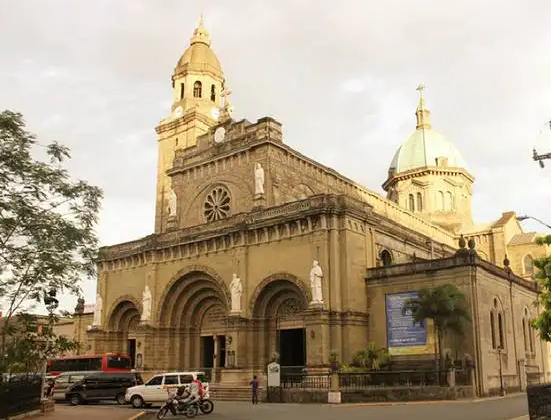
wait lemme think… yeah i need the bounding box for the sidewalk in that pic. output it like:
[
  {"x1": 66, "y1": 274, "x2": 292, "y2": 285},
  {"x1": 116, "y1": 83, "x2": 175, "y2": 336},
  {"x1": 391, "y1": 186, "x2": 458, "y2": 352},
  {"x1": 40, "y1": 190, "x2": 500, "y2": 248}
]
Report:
[
  {"x1": 337, "y1": 391, "x2": 527, "y2": 408},
  {"x1": 42, "y1": 405, "x2": 144, "y2": 420}
]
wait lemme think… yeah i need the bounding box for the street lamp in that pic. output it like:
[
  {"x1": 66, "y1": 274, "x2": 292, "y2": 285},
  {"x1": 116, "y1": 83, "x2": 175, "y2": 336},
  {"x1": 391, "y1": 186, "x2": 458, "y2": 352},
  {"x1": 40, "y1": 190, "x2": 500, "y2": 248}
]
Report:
[
  {"x1": 532, "y1": 120, "x2": 551, "y2": 168},
  {"x1": 497, "y1": 346, "x2": 505, "y2": 396},
  {"x1": 517, "y1": 215, "x2": 551, "y2": 231}
]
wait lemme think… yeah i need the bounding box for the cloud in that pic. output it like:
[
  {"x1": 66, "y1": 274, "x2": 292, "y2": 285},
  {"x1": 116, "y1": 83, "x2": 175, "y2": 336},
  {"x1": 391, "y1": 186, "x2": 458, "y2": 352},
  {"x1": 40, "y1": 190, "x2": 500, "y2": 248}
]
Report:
[{"x1": 1, "y1": 0, "x2": 550, "y2": 311}]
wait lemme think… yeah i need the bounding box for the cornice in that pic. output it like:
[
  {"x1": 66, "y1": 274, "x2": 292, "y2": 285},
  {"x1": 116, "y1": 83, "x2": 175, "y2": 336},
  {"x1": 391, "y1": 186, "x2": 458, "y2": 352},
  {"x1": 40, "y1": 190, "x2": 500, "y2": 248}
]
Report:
[
  {"x1": 99, "y1": 194, "x2": 374, "y2": 262},
  {"x1": 365, "y1": 254, "x2": 537, "y2": 292},
  {"x1": 382, "y1": 166, "x2": 475, "y2": 191}
]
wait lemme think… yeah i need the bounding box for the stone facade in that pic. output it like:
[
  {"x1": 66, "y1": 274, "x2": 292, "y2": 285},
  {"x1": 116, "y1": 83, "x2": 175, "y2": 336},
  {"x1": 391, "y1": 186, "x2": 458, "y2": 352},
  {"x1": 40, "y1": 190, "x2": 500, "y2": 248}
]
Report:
[
  {"x1": 366, "y1": 252, "x2": 548, "y2": 396},
  {"x1": 73, "y1": 17, "x2": 551, "y2": 394}
]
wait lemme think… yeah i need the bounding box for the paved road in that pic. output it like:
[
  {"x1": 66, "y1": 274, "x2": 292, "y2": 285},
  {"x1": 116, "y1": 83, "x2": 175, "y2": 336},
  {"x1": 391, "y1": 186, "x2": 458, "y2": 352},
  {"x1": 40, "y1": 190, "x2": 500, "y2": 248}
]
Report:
[{"x1": 52, "y1": 394, "x2": 530, "y2": 420}]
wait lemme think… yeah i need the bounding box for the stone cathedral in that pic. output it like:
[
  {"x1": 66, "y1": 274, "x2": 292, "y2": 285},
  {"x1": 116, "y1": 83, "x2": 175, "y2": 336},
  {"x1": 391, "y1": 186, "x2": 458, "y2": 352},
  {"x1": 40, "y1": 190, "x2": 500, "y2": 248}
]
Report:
[{"x1": 80, "y1": 17, "x2": 551, "y2": 396}]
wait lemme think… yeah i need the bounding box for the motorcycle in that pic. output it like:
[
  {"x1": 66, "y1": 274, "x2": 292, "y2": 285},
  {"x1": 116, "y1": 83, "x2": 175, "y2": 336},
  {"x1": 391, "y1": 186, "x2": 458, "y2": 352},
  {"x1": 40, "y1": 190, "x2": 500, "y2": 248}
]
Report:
[
  {"x1": 156, "y1": 394, "x2": 198, "y2": 419},
  {"x1": 197, "y1": 395, "x2": 214, "y2": 414}
]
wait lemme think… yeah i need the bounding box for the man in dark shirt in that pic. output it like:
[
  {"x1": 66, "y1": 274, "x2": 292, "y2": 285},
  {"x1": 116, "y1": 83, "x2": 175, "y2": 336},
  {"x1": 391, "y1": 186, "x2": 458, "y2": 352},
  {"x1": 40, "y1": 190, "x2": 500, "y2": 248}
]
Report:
[{"x1": 249, "y1": 375, "x2": 259, "y2": 405}]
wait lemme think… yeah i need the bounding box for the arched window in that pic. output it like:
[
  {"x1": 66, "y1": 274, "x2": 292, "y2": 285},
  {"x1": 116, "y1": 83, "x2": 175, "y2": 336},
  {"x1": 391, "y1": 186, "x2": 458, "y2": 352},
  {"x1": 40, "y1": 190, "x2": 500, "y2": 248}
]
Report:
[
  {"x1": 523, "y1": 317, "x2": 528, "y2": 353},
  {"x1": 416, "y1": 192, "x2": 423, "y2": 212},
  {"x1": 446, "y1": 191, "x2": 453, "y2": 210},
  {"x1": 210, "y1": 84, "x2": 216, "y2": 102},
  {"x1": 381, "y1": 250, "x2": 393, "y2": 267},
  {"x1": 408, "y1": 194, "x2": 415, "y2": 211},
  {"x1": 529, "y1": 318, "x2": 534, "y2": 353},
  {"x1": 490, "y1": 311, "x2": 496, "y2": 349},
  {"x1": 193, "y1": 81, "x2": 202, "y2": 98},
  {"x1": 180, "y1": 83, "x2": 185, "y2": 100},
  {"x1": 524, "y1": 255, "x2": 534, "y2": 275},
  {"x1": 438, "y1": 191, "x2": 445, "y2": 210},
  {"x1": 498, "y1": 312, "x2": 504, "y2": 349}
]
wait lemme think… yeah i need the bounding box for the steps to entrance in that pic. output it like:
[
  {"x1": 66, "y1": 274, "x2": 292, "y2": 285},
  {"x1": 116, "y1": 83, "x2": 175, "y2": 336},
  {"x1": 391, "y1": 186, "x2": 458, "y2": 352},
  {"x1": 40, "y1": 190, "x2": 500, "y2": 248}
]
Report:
[{"x1": 209, "y1": 384, "x2": 265, "y2": 402}]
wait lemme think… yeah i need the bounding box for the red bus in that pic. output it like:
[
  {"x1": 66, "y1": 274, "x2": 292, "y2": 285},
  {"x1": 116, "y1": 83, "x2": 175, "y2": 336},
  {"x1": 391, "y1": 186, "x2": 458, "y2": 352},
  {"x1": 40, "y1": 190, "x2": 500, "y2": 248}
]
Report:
[{"x1": 46, "y1": 353, "x2": 132, "y2": 376}]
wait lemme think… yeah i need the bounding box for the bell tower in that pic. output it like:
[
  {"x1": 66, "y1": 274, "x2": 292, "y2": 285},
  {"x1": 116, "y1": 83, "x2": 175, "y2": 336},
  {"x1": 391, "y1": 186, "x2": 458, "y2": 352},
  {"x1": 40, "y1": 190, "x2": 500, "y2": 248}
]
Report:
[{"x1": 154, "y1": 15, "x2": 226, "y2": 233}]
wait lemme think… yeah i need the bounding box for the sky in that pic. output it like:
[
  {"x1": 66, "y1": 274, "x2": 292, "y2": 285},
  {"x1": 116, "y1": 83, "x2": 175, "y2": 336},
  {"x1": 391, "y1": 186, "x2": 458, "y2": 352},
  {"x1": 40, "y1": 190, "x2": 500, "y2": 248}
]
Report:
[{"x1": 1, "y1": 0, "x2": 550, "y2": 312}]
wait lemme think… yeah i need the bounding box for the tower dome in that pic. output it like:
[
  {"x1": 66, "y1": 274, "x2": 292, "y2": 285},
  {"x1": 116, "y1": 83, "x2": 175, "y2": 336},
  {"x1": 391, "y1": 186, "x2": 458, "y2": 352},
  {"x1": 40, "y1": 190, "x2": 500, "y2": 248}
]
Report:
[
  {"x1": 174, "y1": 15, "x2": 223, "y2": 78},
  {"x1": 388, "y1": 84, "x2": 466, "y2": 176},
  {"x1": 382, "y1": 85, "x2": 474, "y2": 233}
]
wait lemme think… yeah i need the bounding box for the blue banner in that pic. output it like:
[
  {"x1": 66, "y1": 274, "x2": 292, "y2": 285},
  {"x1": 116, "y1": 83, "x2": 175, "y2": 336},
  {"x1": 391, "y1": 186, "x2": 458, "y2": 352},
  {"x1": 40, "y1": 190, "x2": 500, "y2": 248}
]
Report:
[{"x1": 385, "y1": 292, "x2": 427, "y2": 348}]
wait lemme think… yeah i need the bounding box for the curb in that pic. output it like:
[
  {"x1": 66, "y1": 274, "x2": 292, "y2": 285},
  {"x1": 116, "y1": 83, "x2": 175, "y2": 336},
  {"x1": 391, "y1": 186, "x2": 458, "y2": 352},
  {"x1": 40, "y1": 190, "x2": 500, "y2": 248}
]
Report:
[{"x1": 335, "y1": 392, "x2": 526, "y2": 408}]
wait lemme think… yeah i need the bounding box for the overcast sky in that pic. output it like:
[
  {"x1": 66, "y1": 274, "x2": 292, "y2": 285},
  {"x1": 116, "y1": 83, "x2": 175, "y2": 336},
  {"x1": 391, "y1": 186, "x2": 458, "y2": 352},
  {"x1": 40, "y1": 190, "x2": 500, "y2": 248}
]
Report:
[{"x1": 1, "y1": 0, "x2": 550, "y2": 312}]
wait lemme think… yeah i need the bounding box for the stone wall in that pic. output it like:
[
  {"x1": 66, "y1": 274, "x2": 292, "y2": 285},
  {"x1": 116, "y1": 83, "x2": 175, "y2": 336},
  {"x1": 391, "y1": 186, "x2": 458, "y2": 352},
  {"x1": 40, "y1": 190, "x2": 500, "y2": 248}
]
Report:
[{"x1": 342, "y1": 386, "x2": 474, "y2": 403}]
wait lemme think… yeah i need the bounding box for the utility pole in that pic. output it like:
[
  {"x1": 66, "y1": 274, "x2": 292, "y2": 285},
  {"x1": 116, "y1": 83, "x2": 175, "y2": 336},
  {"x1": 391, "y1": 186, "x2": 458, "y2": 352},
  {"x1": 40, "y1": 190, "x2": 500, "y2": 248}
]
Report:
[{"x1": 532, "y1": 121, "x2": 551, "y2": 168}]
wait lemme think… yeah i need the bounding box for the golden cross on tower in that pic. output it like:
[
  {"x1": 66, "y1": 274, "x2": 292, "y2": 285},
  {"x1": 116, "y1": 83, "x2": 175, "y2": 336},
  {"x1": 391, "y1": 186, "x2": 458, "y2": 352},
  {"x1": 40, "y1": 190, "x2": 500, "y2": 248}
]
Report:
[{"x1": 416, "y1": 83, "x2": 426, "y2": 107}]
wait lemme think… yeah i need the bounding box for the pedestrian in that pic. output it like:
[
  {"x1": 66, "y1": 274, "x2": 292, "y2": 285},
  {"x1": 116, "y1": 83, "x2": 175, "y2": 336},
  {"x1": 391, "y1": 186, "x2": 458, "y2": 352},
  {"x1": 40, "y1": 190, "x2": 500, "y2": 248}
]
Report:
[{"x1": 249, "y1": 375, "x2": 259, "y2": 405}]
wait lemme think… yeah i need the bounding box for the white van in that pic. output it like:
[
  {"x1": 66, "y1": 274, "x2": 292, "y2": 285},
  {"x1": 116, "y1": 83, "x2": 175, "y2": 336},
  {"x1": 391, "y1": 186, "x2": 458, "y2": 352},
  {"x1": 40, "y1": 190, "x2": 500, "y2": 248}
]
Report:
[{"x1": 124, "y1": 371, "x2": 209, "y2": 408}]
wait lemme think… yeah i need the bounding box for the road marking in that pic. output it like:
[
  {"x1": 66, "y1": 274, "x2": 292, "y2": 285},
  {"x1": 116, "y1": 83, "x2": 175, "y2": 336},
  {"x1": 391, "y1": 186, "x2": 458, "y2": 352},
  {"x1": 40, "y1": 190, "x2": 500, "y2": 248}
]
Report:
[{"x1": 126, "y1": 412, "x2": 146, "y2": 420}]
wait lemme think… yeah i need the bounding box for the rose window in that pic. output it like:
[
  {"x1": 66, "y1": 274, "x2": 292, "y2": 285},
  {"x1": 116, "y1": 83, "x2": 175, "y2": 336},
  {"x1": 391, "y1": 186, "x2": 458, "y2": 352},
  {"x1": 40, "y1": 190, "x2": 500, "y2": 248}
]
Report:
[{"x1": 204, "y1": 186, "x2": 231, "y2": 222}]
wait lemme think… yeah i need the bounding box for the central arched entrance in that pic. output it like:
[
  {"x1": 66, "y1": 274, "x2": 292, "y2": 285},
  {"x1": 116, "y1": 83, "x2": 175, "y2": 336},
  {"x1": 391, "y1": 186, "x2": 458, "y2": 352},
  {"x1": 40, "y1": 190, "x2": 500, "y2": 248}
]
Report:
[
  {"x1": 252, "y1": 277, "x2": 309, "y2": 370},
  {"x1": 108, "y1": 298, "x2": 140, "y2": 368},
  {"x1": 158, "y1": 270, "x2": 229, "y2": 371}
]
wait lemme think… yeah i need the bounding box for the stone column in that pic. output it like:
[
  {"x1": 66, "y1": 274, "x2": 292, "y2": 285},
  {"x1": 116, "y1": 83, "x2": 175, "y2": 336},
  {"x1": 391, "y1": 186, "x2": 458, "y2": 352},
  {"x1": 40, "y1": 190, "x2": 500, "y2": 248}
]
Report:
[
  {"x1": 519, "y1": 359, "x2": 527, "y2": 391},
  {"x1": 304, "y1": 308, "x2": 330, "y2": 368},
  {"x1": 134, "y1": 323, "x2": 156, "y2": 371},
  {"x1": 447, "y1": 368, "x2": 456, "y2": 387}
]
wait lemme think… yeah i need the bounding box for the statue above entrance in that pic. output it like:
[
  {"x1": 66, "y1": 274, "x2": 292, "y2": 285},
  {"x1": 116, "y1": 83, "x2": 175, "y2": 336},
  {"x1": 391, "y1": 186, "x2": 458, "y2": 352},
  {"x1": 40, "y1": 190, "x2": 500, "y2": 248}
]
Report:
[
  {"x1": 254, "y1": 163, "x2": 265, "y2": 196},
  {"x1": 92, "y1": 293, "x2": 103, "y2": 327},
  {"x1": 309, "y1": 260, "x2": 324, "y2": 306},
  {"x1": 230, "y1": 273, "x2": 243, "y2": 314},
  {"x1": 141, "y1": 285, "x2": 152, "y2": 321}
]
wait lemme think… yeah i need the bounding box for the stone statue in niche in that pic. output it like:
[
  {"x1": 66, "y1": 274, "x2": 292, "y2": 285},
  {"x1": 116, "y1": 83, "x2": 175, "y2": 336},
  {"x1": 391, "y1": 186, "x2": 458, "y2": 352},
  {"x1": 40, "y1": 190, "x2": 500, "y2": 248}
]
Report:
[
  {"x1": 230, "y1": 273, "x2": 243, "y2": 314},
  {"x1": 92, "y1": 293, "x2": 103, "y2": 327},
  {"x1": 141, "y1": 285, "x2": 152, "y2": 321},
  {"x1": 167, "y1": 188, "x2": 177, "y2": 217},
  {"x1": 254, "y1": 163, "x2": 265, "y2": 196},
  {"x1": 309, "y1": 260, "x2": 324, "y2": 305}
]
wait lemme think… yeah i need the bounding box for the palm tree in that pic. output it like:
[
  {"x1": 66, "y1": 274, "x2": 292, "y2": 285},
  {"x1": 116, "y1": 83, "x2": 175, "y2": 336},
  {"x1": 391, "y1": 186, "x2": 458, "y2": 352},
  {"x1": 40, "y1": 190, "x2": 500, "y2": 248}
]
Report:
[
  {"x1": 352, "y1": 343, "x2": 389, "y2": 371},
  {"x1": 401, "y1": 284, "x2": 471, "y2": 374}
]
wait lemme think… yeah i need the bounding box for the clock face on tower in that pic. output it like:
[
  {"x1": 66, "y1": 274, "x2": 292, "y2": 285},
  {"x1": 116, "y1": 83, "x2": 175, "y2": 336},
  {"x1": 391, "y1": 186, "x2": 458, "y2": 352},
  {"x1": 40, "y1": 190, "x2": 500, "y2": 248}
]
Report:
[
  {"x1": 174, "y1": 106, "x2": 183, "y2": 118},
  {"x1": 214, "y1": 127, "x2": 226, "y2": 144}
]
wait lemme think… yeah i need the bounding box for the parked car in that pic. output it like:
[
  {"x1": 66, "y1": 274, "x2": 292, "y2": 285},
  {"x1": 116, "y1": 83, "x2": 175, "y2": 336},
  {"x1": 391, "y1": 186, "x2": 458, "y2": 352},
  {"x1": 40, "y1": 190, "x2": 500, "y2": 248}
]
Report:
[
  {"x1": 65, "y1": 371, "x2": 143, "y2": 405},
  {"x1": 52, "y1": 371, "x2": 99, "y2": 401},
  {"x1": 125, "y1": 371, "x2": 209, "y2": 408}
]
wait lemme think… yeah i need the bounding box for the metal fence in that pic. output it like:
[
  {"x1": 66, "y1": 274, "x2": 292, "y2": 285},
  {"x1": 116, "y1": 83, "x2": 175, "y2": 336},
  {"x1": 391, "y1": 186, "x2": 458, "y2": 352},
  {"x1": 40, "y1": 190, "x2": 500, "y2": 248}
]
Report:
[
  {"x1": 338, "y1": 370, "x2": 455, "y2": 392},
  {"x1": 527, "y1": 384, "x2": 551, "y2": 420},
  {"x1": 281, "y1": 373, "x2": 330, "y2": 389},
  {"x1": 0, "y1": 377, "x2": 42, "y2": 419}
]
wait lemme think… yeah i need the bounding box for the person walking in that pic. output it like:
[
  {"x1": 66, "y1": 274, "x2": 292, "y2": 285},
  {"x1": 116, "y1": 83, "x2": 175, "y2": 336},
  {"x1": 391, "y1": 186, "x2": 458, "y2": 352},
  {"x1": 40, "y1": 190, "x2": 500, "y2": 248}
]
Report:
[{"x1": 249, "y1": 375, "x2": 259, "y2": 405}]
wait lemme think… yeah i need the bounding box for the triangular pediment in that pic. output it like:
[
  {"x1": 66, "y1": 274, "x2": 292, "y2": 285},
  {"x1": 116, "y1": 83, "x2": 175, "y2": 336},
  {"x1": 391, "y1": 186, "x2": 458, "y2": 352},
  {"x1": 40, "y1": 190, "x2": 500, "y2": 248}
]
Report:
[{"x1": 411, "y1": 179, "x2": 431, "y2": 187}]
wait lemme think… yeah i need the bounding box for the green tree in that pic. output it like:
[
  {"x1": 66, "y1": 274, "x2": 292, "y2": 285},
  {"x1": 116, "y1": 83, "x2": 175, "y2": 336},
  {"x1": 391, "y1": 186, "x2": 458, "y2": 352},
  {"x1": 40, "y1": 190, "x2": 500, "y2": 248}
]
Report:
[
  {"x1": 351, "y1": 343, "x2": 389, "y2": 371},
  {"x1": 532, "y1": 235, "x2": 551, "y2": 340},
  {"x1": 402, "y1": 284, "x2": 471, "y2": 372},
  {"x1": 2, "y1": 313, "x2": 78, "y2": 376},
  {"x1": 0, "y1": 110, "x2": 102, "y2": 372}
]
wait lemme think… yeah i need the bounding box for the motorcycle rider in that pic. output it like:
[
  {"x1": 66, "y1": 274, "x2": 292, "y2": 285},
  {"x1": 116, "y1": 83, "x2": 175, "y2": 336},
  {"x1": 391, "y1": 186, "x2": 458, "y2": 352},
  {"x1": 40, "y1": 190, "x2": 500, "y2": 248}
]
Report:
[{"x1": 187, "y1": 377, "x2": 205, "y2": 404}]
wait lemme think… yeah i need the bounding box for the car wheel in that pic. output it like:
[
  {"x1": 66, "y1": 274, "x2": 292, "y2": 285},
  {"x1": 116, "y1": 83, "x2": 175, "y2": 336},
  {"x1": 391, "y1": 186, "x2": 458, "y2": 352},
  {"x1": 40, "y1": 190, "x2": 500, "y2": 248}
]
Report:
[
  {"x1": 116, "y1": 393, "x2": 126, "y2": 405},
  {"x1": 69, "y1": 394, "x2": 82, "y2": 406},
  {"x1": 131, "y1": 395, "x2": 145, "y2": 408}
]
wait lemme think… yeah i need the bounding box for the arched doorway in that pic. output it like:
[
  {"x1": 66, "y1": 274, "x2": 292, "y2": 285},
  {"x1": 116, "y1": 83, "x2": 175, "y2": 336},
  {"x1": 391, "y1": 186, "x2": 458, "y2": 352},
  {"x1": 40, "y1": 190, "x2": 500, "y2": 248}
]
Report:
[
  {"x1": 252, "y1": 278, "x2": 309, "y2": 370},
  {"x1": 108, "y1": 299, "x2": 140, "y2": 368},
  {"x1": 158, "y1": 271, "x2": 229, "y2": 370}
]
